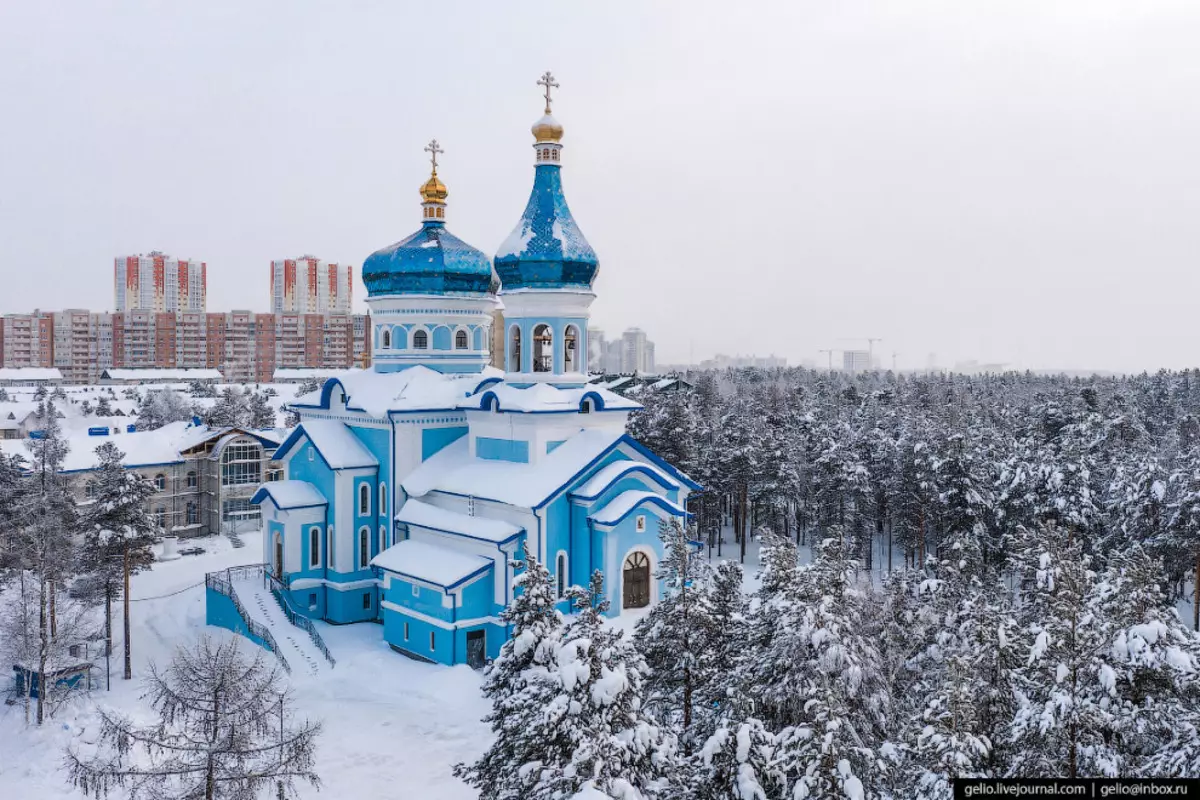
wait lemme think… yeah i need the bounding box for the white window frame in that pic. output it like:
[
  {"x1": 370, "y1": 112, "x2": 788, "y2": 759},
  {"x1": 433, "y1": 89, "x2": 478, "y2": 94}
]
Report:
[
  {"x1": 359, "y1": 526, "x2": 369, "y2": 568},
  {"x1": 359, "y1": 483, "x2": 370, "y2": 515},
  {"x1": 328, "y1": 525, "x2": 335, "y2": 569},
  {"x1": 412, "y1": 583, "x2": 420, "y2": 597},
  {"x1": 636, "y1": 515, "x2": 647, "y2": 533},
  {"x1": 379, "y1": 482, "x2": 387, "y2": 515},
  {"x1": 309, "y1": 527, "x2": 320, "y2": 568},
  {"x1": 556, "y1": 551, "x2": 568, "y2": 598}
]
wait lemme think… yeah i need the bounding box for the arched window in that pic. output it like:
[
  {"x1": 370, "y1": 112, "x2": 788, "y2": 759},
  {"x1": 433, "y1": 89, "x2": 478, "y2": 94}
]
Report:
[
  {"x1": 359, "y1": 527, "x2": 369, "y2": 568},
  {"x1": 328, "y1": 525, "x2": 335, "y2": 568},
  {"x1": 359, "y1": 483, "x2": 370, "y2": 515},
  {"x1": 623, "y1": 552, "x2": 651, "y2": 609},
  {"x1": 581, "y1": 398, "x2": 592, "y2": 414},
  {"x1": 310, "y1": 527, "x2": 320, "y2": 567},
  {"x1": 509, "y1": 326, "x2": 522, "y2": 371},
  {"x1": 379, "y1": 483, "x2": 387, "y2": 515},
  {"x1": 556, "y1": 552, "x2": 567, "y2": 598},
  {"x1": 154, "y1": 506, "x2": 167, "y2": 528},
  {"x1": 154, "y1": 473, "x2": 166, "y2": 491},
  {"x1": 436, "y1": 207, "x2": 444, "y2": 218},
  {"x1": 186, "y1": 502, "x2": 198, "y2": 525},
  {"x1": 551, "y1": 149, "x2": 559, "y2": 161},
  {"x1": 221, "y1": 439, "x2": 262, "y2": 486},
  {"x1": 563, "y1": 325, "x2": 579, "y2": 373},
  {"x1": 533, "y1": 324, "x2": 553, "y2": 373},
  {"x1": 455, "y1": 330, "x2": 468, "y2": 349},
  {"x1": 379, "y1": 525, "x2": 387, "y2": 552},
  {"x1": 542, "y1": 148, "x2": 550, "y2": 159},
  {"x1": 382, "y1": 328, "x2": 391, "y2": 349},
  {"x1": 413, "y1": 330, "x2": 428, "y2": 349},
  {"x1": 186, "y1": 470, "x2": 197, "y2": 488}
]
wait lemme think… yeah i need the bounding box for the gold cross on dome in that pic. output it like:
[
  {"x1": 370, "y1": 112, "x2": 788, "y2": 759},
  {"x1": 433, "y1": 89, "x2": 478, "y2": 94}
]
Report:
[
  {"x1": 424, "y1": 139, "x2": 443, "y2": 172},
  {"x1": 537, "y1": 70, "x2": 559, "y2": 113}
]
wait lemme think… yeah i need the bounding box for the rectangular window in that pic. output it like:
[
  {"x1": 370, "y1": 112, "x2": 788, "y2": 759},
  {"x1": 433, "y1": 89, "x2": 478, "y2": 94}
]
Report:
[
  {"x1": 636, "y1": 515, "x2": 646, "y2": 533},
  {"x1": 404, "y1": 622, "x2": 409, "y2": 641},
  {"x1": 222, "y1": 498, "x2": 260, "y2": 524},
  {"x1": 412, "y1": 584, "x2": 420, "y2": 598},
  {"x1": 429, "y1": 631, "x2": 436, "y2": 651},
  {"x1": 362, "y1": 592, "x2": 371, "y2": 609}
]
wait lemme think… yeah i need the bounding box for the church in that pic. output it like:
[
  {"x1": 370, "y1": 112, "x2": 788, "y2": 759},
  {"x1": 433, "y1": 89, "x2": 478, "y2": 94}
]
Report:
[{"x1": 248, "y1": 74, "x2": 700, "y2": 668}]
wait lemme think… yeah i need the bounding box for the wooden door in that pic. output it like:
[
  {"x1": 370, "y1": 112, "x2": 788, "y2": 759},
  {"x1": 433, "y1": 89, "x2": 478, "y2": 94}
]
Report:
[
  {"x1": 466, "y1": 629, "x2": 486, "y2": 669},
  {"x1": 622, "y1": 552, "x2": 650, "y2": 609},
  {"x1": 274, "y1": 536, "x2": 283, "y2": 580}
]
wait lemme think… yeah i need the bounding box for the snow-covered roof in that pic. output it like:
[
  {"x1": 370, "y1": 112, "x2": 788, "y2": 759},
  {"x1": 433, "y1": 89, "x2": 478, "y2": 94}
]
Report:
[
  {"x1": 404, "y1": 429, "x2": 625, "y2": 508},
  {"x1": 0, "y1": 403, "x2": 39, "y2": 429},
  {"x1": 571, "y1": 459, "x2": 680, "y2": 500},
  {"x1": 251, "y1": 480, "x2": 327, "y2": 510},
  {"x1": 293, "y1": 420, "x2": 377, "y2": 470},
  {"x1": 395, "y1": 498, "x2": 523, "y2": 543},
  {"x1": 0, "y1": 368, "x2": 62, "y2": 382},
  {"x1": 463, "y1": 382, "x2": 640, "y2": 414},
  {"x1": 273, "y1": 368, "x2": 354, "y2": 382},
  {"x1": 370, "y1": 539, "x2": 493, "y2": 589},
  {"x1": 295, "y1": 365, "x2": 503, "y2": 417},
  {"x1": 0, "y1": 420, "x2": 215, "y2": 473},
  {"x1": 102, "y1": 368, "x2": 222, "y2": 382},
  {"x1": 589, "y1": 490, "x2": 687, "y2": 526}
]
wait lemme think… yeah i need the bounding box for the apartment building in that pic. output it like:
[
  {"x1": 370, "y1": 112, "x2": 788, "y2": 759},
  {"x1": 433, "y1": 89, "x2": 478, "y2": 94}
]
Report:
[
  {"x1": 115, "y1": 252, "x2": 207, "y2": 313},
  {"x1": 270, "y1": 257, "x2": 352, "y2": 315}
]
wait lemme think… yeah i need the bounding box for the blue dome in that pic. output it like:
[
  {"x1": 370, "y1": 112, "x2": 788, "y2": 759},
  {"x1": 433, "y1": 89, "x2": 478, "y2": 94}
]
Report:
[
  {"x1": 494, "y1": 165, "x2": 598, "y2": 291},
  {"x1": 363, "y1": 221, "x2": 496, "y2": 297}
]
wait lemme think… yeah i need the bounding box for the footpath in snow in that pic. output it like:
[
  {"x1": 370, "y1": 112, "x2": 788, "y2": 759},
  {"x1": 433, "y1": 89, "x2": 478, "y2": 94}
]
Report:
[{"x1": 230, "y1": 575, "x2": 331, "y2": 679}]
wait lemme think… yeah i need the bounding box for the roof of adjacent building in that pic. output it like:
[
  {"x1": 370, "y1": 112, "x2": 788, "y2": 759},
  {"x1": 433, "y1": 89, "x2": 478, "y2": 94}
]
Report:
[
  {"x1": 0, "y1": 368, "x2": 63, "y2": 382},
  {"x1": 101, "y1": 368, "x2": 222, "y2": 381},
  {"x1": 0, "y1": 421, "x2": 282, "y2": 474},
  {"x1": 370, "y1": 539, "x2": 493, "y2": 589},
  {"x1": 571, "y1": 459, "x2": 680, "y2": 500},
  {"x1": 395, "y1": 498, "x2": 523, "y2": 543},
  {"x1": 251, "y1": 480, "x2": 328, "y2": 510}
]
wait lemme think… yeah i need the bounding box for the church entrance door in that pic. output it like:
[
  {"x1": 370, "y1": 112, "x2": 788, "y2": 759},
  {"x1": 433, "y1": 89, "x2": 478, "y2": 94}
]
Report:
[
  {"x1": 466, "y1": 629, "x2": 486, "y2": 669},
  {"x1": 622, "y1": 552, "x2": 650, "y2": 609}
]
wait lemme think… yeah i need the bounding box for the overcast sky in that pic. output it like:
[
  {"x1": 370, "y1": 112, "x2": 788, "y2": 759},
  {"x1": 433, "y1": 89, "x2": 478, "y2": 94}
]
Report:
[{"x1": 2, "y1": 1, "x2": 1198, "y2": 372}]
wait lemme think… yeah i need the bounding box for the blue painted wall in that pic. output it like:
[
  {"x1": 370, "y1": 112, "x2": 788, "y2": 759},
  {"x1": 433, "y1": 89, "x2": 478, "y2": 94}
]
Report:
[
  {"x1": 326, "y1": 584, "x2": 378, "y2": 624},
  {"x1": 476, "y1": 436, "x2": 530, "y2": 463},
  {"x1": 547, "y1": 440, "x2": 565, "y2": 454},
  {"x1": 206, "y1": 587, "x2": 275, "y2": 653},
  {"x1": 422, "y1": 426, "x2": 468, "y2": 461}
]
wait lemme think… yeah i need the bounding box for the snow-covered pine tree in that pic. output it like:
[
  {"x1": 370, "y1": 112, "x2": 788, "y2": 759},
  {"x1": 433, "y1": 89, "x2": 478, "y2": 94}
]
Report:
[
  {"x1": 454, "y1": 544, "x2": 567, "y2": 800},
  {"x1": 66, "y1": 635, "x2": 322, "y2": 800},
  {"x1": 693, "y1": 560, "x2": 747, "y2": 736},
  {"x1": 1008, "y1": 523, "x2": 1115, "y2": 778},
  {"x1": 78, "y1": 441, "x2": 159, "y2": 684},
  {"x1": 530, "y1": 572, "x2": 676, "y2": 800},
  {"x1": 17, "y1": 399, "x2": 79, "y2": 725},
  {"x1": 202, "y1": 386, "x2": 252, "y2": 428},
  {"x1": 93, "y1": 395, "x2": 113, "y2": 417},
  {"x1": 635, "y1": 518, "x2": 714, "y2": 745},
  {"x1": 1091, "y1": 545, "x2": 1200, "y2": 776},
  {"x1": 694, "y1": 718, "x2": 786, "y2": 800},
  {"x1": 134, "y1": 388, "x2": 195, "y2": 431},
  {"x1": 248, "y1": 389, "x2": 277, "y2": 429}
]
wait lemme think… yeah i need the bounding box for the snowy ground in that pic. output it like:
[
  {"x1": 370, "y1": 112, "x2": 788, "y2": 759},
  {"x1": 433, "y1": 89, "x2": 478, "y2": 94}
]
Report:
[{"x1": 2, "y1": 525, "x2": 1195, "y2": 800}]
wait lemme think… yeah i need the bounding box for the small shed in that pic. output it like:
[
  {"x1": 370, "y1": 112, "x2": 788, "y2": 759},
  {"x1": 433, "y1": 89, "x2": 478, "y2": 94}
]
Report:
[{"x1": 12, "y1": 656, "x2": 94, "y2": 699}]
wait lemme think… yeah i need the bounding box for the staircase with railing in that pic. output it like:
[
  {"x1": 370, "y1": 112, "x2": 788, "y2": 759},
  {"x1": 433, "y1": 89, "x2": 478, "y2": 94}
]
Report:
[
  {"x1": 264, "y1": 572, "x2": 336, "y2": 668},
  {"x1": 205, "y1": 565, "x2": 291, "y2": 674}
]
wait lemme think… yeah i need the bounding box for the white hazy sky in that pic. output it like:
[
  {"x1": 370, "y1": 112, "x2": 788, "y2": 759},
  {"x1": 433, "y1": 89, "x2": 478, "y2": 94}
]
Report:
[{"x1": 2, "y1": 1, "x2": 1198, "y2": 373}]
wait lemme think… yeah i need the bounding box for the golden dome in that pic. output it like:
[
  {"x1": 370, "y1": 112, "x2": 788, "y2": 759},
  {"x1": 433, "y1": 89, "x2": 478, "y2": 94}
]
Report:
[
  {"x1": 532, "y1": 113, "x2": 564, "y2": 143},
  {"x1": 419, "y1": 172, "x2": 448, "y2": 204}
]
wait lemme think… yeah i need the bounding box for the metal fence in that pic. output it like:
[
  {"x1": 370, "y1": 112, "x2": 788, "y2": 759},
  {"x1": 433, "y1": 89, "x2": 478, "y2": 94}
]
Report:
[
  {"x1": 205, "y1": 566, "x2": 291, "y2": 675},
  {"x1": 265, "y1": 571, "x2": 336, "y2": 668}
]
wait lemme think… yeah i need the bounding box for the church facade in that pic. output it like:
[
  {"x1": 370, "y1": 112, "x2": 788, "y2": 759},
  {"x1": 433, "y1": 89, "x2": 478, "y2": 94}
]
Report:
[{"x1": 247, "y1": 75, "x2": 699, "y2": 668}]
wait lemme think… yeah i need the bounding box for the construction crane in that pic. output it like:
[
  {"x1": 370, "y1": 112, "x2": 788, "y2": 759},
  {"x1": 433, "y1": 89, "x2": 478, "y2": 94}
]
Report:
[
  {"x1": 891, "y1": 351, "x2": 899, "y2": 371},
  {"x1": 817, "y1": 349, "x2": 835, "y2": 371}
]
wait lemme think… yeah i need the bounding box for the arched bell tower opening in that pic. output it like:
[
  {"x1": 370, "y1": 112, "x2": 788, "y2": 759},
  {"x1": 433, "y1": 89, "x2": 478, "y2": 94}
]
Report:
[
  {"x1": 533, "y1": 324, "x2": 553, "y2": 373},
  {"x1": 563, "y1": 325, "x2": 579, "y2": 373}
]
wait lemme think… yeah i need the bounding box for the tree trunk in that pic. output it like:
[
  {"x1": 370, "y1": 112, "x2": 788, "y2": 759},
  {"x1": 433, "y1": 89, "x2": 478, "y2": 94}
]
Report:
[
  {"x1": 49, "y1": 581, "x2": 57, "y2": 641},
  {"x1": 1194, "y1": 551, "x2": 1199, "y2": 633},
  {"x1": 739, "y1": 484, "x2": 748, "y2": 564},
  {"x1": 105, "y1": 582, "x2": 113, "y2": 691},
  {"x1": 37, "y1": 570, "x2": 47, "y2": 725},
  {"x1": 123, "y1": 545, "x2": 132, "y2": 680}
]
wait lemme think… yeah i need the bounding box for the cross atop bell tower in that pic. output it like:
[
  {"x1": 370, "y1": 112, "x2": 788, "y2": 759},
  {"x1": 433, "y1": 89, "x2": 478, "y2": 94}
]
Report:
[
  {"x1": 424, "y1": 139, "x2": 443, "y2": 173},
  {"x1": 537, "y1": 70, "x2": 559, "y2": 114}
]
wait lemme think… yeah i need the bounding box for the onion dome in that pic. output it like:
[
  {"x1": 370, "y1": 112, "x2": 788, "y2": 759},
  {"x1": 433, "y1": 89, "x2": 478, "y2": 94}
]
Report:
[
  {"x1": 362, "y1": 140, "x2": 495, "y2": 297},
  {"x1": 494, "y1": 72, "x2": 599, "y2": 291}
]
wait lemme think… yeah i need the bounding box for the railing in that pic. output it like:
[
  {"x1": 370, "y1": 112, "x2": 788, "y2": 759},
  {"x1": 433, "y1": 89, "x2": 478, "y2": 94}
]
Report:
[
  {"x1": 265, "y1": 571, "x2": 336, "y2": 668},
  {"x1": 205, "y1": 567, "x2": 292, "y2": 675}
]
